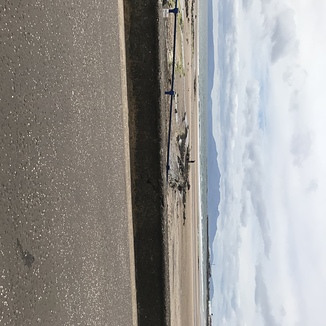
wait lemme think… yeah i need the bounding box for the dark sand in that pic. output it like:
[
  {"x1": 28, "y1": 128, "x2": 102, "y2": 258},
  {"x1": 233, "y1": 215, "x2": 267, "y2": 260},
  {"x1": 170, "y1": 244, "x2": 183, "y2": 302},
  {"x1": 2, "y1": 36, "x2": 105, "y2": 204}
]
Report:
[{"x1": 0, "y1": 1, "x2": 137, "y2": 325}]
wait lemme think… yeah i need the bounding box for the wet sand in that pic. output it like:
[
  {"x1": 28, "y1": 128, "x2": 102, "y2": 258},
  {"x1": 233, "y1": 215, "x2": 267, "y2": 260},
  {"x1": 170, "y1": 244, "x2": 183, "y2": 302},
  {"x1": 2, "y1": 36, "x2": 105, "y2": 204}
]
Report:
[{"x1": 0, "y1": 1, "x2": 137, "y2": 325}]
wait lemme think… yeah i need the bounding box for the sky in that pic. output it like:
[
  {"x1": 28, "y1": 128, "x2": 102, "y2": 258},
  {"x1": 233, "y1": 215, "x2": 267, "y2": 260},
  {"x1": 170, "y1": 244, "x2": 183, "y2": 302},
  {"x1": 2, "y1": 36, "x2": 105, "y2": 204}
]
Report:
[{"x1": 209, "y1": 0, "x2": 326, "y2": 325}]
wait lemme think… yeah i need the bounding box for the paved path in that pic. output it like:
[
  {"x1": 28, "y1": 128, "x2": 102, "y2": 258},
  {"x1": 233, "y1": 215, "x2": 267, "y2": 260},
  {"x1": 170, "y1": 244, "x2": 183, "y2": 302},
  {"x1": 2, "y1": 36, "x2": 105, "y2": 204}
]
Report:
[{"x1": 0, "y1": 1, "x2": 137, "y2": 325}]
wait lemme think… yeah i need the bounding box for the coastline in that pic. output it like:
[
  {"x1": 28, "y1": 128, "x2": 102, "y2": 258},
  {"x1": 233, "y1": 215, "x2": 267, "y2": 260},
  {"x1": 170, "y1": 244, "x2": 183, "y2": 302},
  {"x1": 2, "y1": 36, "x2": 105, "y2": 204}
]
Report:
[{"x1": 1, "y1": 1, "x2": 203, "y2": 324}]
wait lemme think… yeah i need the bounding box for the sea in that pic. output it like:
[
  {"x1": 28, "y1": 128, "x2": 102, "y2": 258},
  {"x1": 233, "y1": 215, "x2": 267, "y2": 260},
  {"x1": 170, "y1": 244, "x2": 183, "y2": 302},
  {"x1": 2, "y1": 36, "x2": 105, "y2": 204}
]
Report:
[{"x1": 197, "y1": 0, "x2": 209, "y2": 324}]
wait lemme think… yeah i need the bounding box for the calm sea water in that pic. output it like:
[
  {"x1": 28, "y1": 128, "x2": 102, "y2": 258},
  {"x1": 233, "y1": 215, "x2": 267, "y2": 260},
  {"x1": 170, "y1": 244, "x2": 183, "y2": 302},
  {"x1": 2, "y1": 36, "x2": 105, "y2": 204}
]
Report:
[{"x1": 198, "y1": 0, "x2": 208, "y2": 324}]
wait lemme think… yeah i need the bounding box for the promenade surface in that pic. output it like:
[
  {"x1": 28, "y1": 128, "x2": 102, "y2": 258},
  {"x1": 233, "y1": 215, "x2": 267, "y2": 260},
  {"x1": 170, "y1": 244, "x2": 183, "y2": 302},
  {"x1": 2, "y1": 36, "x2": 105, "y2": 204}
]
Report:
[{"x1": 0, "y1": 1, "x2": 137, "y2": 325}]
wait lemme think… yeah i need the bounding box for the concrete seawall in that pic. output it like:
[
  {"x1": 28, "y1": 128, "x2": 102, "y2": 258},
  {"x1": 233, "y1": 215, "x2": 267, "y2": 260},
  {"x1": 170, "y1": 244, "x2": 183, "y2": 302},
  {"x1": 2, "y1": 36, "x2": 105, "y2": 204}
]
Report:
[
  {"x1": 123, "y1": 0, "x2": 167, "y2": 325},
  {"x1": 0, "y1": 1, "x2": 137, "y2": 325}
]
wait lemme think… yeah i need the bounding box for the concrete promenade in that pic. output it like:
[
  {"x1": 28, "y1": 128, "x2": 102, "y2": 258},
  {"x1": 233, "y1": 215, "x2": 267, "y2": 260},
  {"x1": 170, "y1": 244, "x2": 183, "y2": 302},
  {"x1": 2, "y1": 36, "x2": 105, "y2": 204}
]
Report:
[{"x1": 0, "y1": 1, "x2": 137, "y2": 325}]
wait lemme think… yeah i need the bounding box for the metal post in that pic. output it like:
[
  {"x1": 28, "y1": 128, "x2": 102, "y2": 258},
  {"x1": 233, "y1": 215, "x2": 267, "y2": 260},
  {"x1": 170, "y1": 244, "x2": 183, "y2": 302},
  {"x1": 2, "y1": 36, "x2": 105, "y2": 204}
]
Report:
[{"x1": 165, "y1": 0, "x2": 178, "y2": 181}]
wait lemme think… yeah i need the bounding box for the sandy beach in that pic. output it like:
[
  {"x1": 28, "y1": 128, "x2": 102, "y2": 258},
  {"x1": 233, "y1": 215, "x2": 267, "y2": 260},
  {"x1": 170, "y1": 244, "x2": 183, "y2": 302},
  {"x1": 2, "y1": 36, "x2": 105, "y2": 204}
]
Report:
[
  {"x1": 160, "y1": 0, "x2": 201, "y2": 325},
  {"x1": 0, "y1": 1, "x2": 137, "y2": 325}
]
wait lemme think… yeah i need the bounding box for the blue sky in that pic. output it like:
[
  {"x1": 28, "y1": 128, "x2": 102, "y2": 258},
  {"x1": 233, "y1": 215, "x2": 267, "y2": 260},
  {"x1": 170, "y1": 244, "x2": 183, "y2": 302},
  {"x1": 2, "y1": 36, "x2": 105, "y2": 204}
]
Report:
[{"x1": 208, "y1": 0, "x2": 326, "y2": 324}]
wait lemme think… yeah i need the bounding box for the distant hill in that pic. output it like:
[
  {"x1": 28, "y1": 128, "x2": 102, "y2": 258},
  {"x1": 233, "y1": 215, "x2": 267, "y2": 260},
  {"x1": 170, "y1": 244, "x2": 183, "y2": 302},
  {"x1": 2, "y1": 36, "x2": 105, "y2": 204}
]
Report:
[{"x1": 207, "y1": 0, "x2": 221, "y2": 301}]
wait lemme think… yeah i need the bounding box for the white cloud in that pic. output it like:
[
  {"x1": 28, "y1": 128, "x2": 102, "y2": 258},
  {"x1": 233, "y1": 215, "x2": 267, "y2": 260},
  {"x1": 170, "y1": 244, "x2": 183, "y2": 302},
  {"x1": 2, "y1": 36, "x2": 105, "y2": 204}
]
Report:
[
  {"x1": 290, "y1": 130, "x2": 313, "y2": 166},
  {"x1": 271, "y1": 8, "x2": 298, "y2": 63},
  {"x1": 210, "y1": 0, "x2": 326, "y2": 324},
  {"x1": 255, "y1": 263, "x2": 281, "y2": 326}
]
